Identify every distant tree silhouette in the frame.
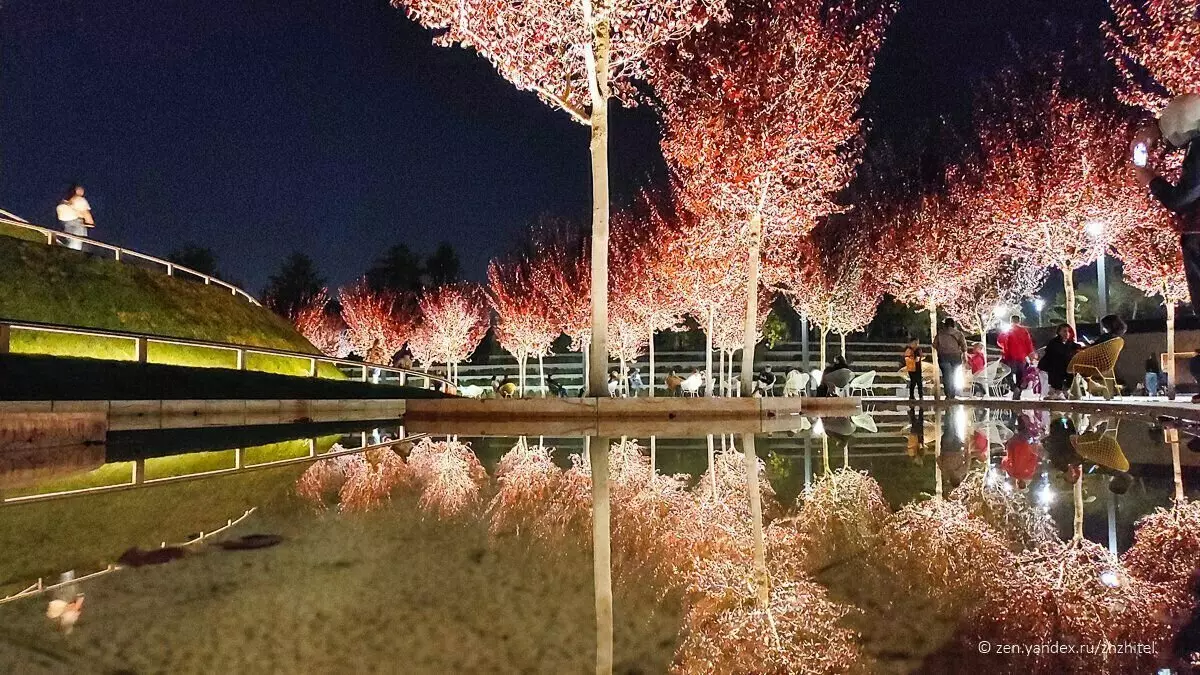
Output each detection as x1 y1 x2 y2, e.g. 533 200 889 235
166 244 219 277
367 244 425 294
263 252 325 320
423 243 461 287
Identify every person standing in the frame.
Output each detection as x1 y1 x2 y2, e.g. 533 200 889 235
56 183 94 250
1145 353 1165 397
903 337 924 401
996 314 1035 401
1131 95 1200 402
933 317 968 399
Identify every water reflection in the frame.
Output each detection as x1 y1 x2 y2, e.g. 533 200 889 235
1 409 1198 672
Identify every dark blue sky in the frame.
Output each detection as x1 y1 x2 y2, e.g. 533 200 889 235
0 0 1109 293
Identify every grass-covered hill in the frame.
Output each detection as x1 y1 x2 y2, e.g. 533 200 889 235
0 234 323 374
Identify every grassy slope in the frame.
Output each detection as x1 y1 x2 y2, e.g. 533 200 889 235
0 235 333 375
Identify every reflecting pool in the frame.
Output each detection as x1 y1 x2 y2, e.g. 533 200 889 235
2 406 1199 673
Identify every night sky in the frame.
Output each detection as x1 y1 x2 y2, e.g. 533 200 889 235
0 0 1112 293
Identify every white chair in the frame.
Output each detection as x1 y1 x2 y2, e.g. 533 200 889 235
975 360 1011 397
457 384 486 399
680 373 704 397
783 370 809 397
847 370 877 397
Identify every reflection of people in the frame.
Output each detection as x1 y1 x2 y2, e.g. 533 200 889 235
627 368 644 397
905 406 927 465
56 183 94 251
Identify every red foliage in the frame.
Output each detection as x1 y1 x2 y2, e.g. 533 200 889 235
1105 0 1200 112
486 254 560 364
291 288 348 358
338 280 416 364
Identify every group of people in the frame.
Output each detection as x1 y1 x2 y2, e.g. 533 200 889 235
903 313 1134 401
55 183 95 250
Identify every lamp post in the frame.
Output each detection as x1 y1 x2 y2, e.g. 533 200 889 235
1033 297 1045 327
1086 220 1108 320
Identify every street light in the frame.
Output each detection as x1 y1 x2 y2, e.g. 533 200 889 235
1033 297 1045 327
1086 220 1108 319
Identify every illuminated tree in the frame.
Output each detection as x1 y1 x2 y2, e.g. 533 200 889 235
393 0 726 398
1105 0 1200 112
609 199 685 395
944 254 1046 366
487 255 559 396
1114 200 1189 394
654 0 894 395
338 280 415 364
406 438 489 519
711 285 772 395
407 282 490 384
528 223 593 392
291 289 348 358
872 186 998 397
975 57 1140 329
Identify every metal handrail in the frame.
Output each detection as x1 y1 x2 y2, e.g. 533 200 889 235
0 319 457 395
0 215 261 305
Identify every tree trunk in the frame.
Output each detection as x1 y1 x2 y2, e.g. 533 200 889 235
539 353 546 398
978 313 989 397
1063 267 1077 331
649 436 656 480
740 211 763 397
801 314 810 370
619 354 626 397
934 408 943 499
718 349 725 397
1167 300 1177 399
707 434 717 495
584 6 611 403
819 329 828 370
1171 431 1184 503
927 301 942 401
706 310 715 397
582 343 590 397
839 333 846 359
1072 478 1084 542
590 434 613 675
742 434 770 607
648 329 655 398
728 351 735 397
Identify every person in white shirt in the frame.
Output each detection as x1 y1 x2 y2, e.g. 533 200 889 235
55 184 94 250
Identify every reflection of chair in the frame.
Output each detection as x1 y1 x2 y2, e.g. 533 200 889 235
850 413 878 433
847 370 877 397
823 368 855 395
1068 338 1124 400
975 360 1011 397
783 370 809 397
1071 433 1130 472
457 384 486 399
681 373 703 397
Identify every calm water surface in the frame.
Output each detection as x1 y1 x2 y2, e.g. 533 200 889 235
2 406 1198 673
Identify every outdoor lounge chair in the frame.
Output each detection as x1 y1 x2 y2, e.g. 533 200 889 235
1067 338 1124 400
783 370 809 397
846 370 877 397
680 373 704 397
975 360 1011 397
822 368 855 395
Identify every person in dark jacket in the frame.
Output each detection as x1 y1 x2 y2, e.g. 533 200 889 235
1039 324 1081 400
1133 94 1200 402
934 317 968 399
1091 314 1128 346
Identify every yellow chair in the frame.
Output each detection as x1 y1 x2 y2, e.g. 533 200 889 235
1067 338 1124 400
498 382 518 399
1070 433 1130 473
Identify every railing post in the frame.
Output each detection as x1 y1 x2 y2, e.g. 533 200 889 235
204 277 211 285
166 263 174 277
0 323 9 355
114 249 121 262
234 448 243 470
132 459 145 485
424 376 431 390
361 365 368 382
236 349 246 370
135 337 148 363
308 438 316 457
45 231 54 245
309 358 317 377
